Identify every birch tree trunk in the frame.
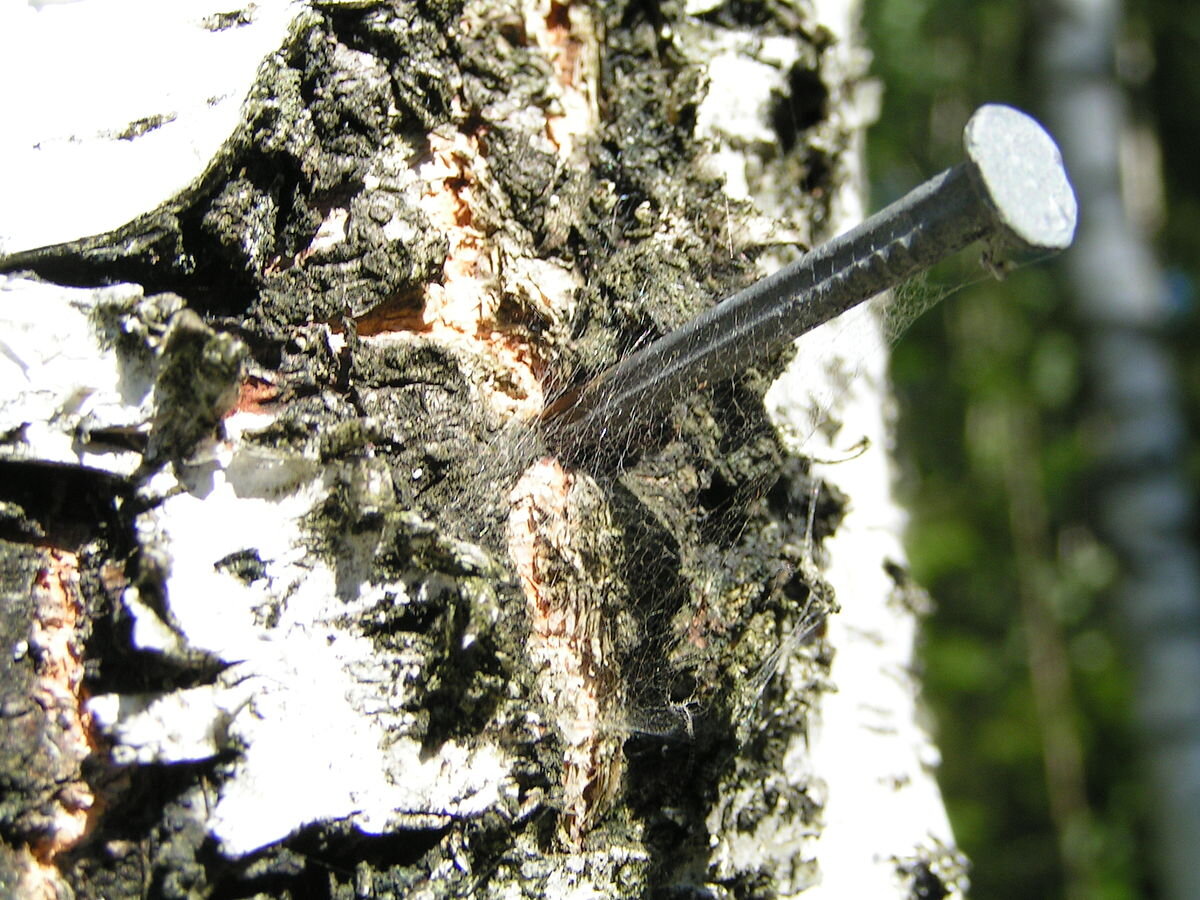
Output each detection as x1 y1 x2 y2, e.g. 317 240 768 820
1041 2 1200 896
0 0 963 896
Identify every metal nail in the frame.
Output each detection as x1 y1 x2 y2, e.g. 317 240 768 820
542 103 1078 458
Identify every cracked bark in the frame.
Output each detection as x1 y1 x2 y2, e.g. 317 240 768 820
0 0 961 896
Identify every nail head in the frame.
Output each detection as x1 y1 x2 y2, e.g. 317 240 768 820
964 104 1078 253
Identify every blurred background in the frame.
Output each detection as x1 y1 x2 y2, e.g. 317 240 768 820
865 0 1200 897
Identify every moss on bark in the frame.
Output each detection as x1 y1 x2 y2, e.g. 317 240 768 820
0 0 854 895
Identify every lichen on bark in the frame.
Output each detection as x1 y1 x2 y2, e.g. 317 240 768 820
0 0 862 895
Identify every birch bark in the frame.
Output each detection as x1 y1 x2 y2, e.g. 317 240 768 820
0 0 962 896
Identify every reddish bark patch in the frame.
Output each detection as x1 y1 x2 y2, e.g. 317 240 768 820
232 375 280 414
29 551 98 864
545 1 582 90
507 459 623 844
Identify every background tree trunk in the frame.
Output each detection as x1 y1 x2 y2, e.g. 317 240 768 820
0 0 962 896
1041 2 1200 897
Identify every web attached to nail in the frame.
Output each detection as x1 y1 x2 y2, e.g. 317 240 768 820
0 1 1021 868
418 159 1022 842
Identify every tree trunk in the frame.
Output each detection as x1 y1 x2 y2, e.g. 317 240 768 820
0 0 962 896
1040 2 1200 897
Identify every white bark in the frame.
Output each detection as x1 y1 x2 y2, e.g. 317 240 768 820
0 0 302 254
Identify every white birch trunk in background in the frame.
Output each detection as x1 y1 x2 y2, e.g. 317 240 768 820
0 0 962 895
1041 2 1200 897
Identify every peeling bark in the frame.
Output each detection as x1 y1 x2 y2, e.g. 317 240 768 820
0 0 961 896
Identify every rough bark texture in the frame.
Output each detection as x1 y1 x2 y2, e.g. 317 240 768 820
0 0 960 896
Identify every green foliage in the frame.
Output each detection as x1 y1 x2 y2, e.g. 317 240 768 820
863 0 1194 896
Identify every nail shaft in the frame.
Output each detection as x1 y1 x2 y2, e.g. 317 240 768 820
542 104 1077 457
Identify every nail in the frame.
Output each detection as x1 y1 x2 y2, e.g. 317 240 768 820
541 103 1077 458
